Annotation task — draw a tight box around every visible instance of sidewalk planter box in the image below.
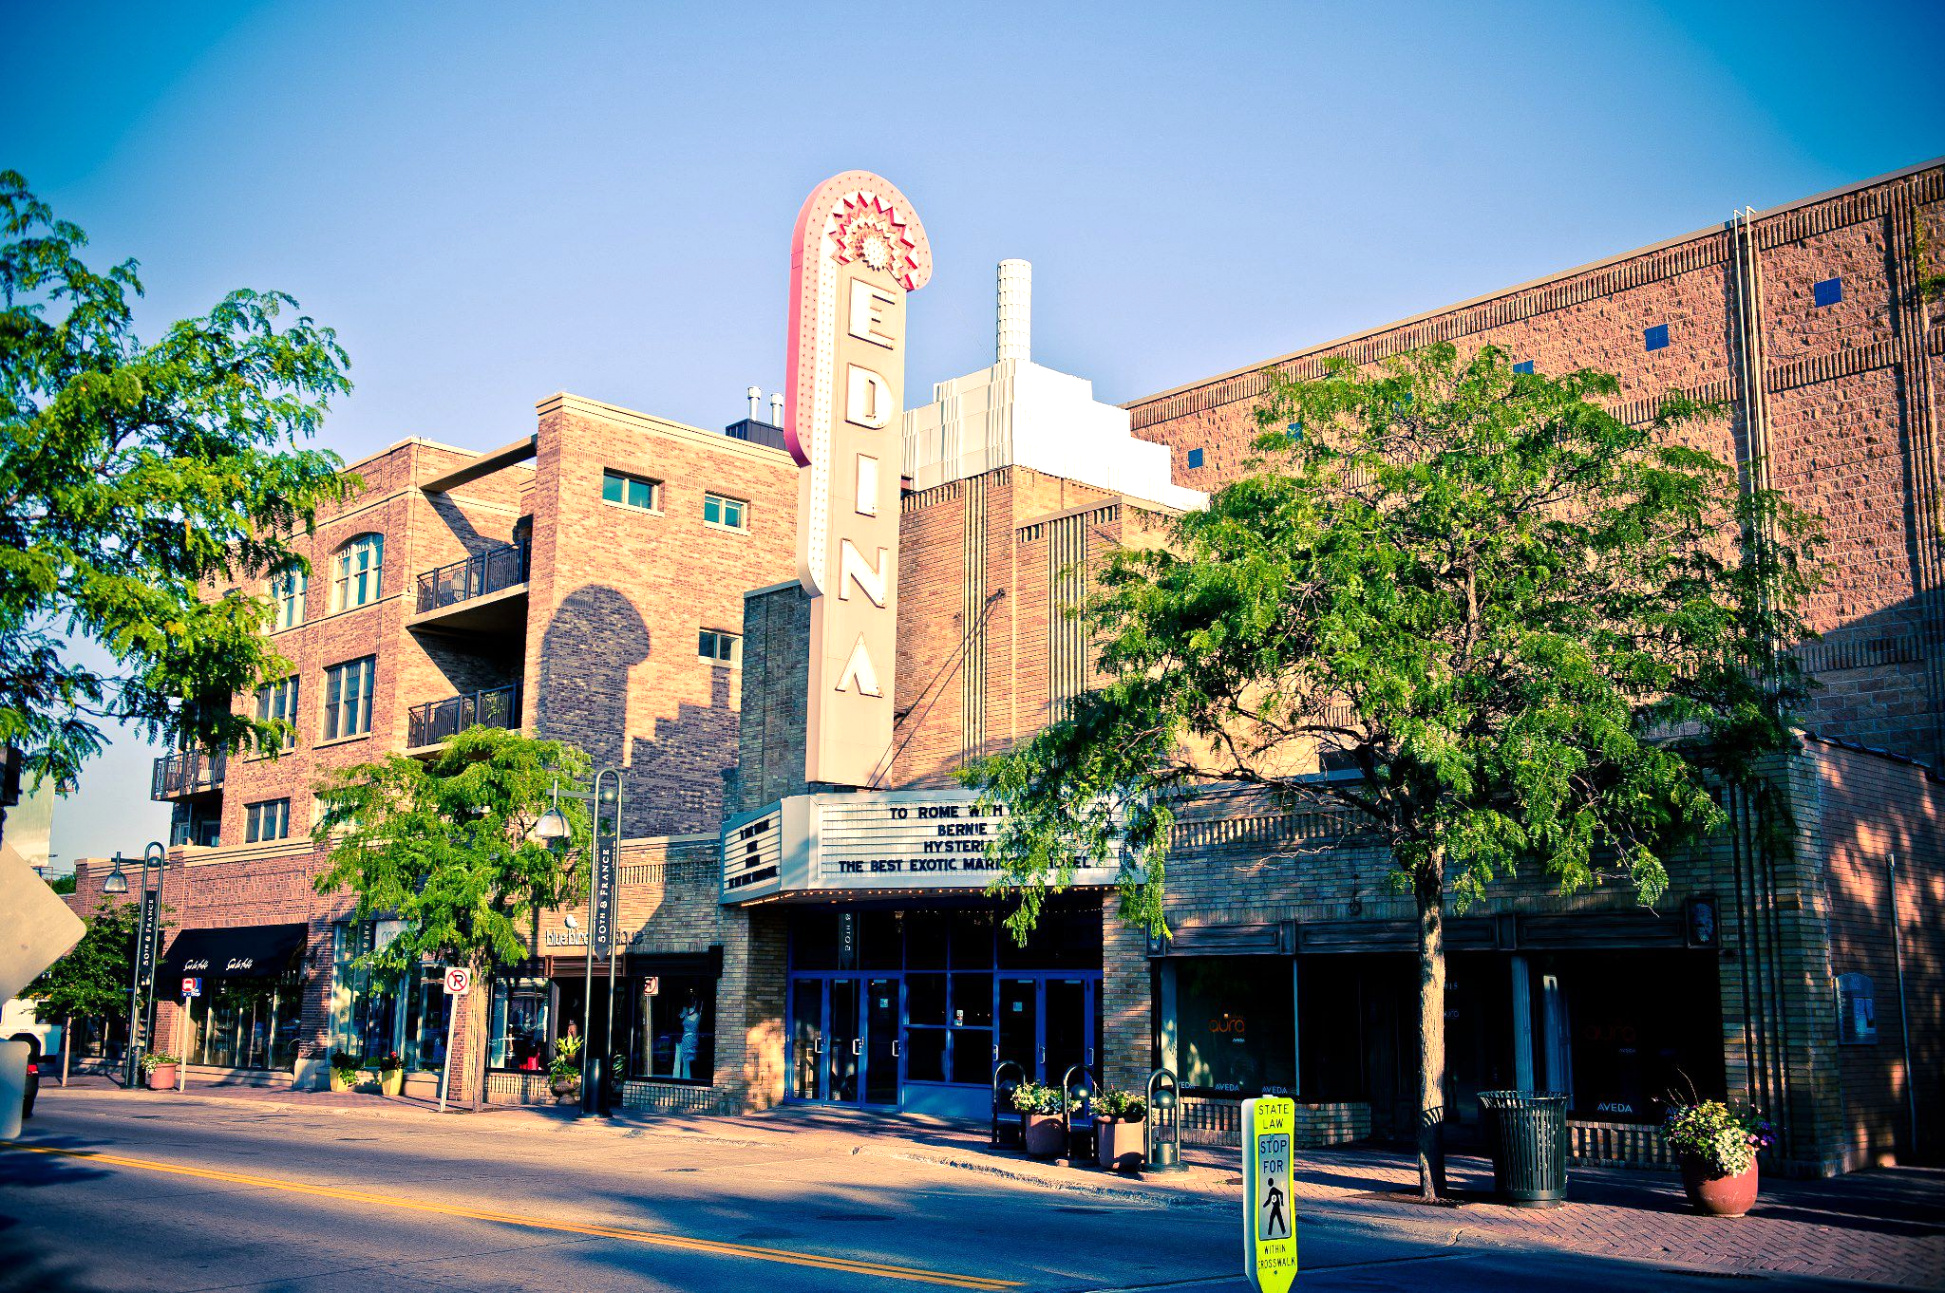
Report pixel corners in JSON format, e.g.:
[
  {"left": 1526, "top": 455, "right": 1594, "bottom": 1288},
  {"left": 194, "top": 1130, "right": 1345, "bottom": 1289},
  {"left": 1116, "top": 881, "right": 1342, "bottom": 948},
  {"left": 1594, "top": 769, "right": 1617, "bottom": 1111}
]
[
  {"left": 1023, "top": 1112, "right": 1066, "bottom": 1157},
  {"left": 550, "top": 1077, "right": 580, "bottom": 1105},
  {"left": 329, "top": 1069, "right": 353, "bottom": 1093},
  {"left": 380, "top": 1069, "right": 404, "bottom": 1098},
  {"left": 1097, "top": 1120, "right": 1144, "bottom": 1172},
  {"left": 145, "top": 1064, "right": 177, "bottom": 1091},
  {"left": 1681, "top": 1156, "right": 1759, "bottom": 1218}
]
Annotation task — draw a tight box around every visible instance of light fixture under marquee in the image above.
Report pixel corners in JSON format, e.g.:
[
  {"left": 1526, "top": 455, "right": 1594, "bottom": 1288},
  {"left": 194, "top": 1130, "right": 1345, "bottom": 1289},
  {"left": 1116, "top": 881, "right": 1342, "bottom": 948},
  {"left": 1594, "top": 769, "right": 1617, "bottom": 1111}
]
[{"left": 782, "top": 172, "right": 933, "bottom": 788}]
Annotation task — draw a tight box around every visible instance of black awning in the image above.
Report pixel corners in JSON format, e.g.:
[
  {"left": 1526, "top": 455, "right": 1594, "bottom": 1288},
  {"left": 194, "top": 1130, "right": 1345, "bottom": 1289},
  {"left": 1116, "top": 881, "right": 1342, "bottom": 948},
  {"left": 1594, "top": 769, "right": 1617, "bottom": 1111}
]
[{"left": 159, "top": 923, "right": 307, "bottom": 982}]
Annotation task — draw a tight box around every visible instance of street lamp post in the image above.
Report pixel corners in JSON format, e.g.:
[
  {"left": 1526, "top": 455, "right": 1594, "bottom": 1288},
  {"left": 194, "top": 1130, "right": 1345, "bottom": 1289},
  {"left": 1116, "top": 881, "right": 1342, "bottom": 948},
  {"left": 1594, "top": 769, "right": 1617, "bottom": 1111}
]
[
  {"left": 532, "top": 769, "right": 623, "bottom": 1116},
  {"left": 110, "top": 842, "right": 167, "bottom": 1088}
]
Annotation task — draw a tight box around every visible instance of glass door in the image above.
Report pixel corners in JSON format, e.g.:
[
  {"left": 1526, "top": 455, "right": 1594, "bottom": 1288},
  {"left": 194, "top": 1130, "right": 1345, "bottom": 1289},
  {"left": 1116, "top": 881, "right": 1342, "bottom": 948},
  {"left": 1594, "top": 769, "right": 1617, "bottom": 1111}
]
[
  {"left": 791, "top": 979, "right": 825, "bottom": 1099},
  {"left": 827, "top": 979, "right": 862, "bottom": 1102},
  {"left": 865, "top": 977, "right": 900, "bottom": 1104},
  {"left": 995, "top": 974, "right": 1101, "bottom": 1084},
  {"left": 1044, "top": 977, "right": 1093, "bottom": 1085},
  {"left": 998, "top": 976, "right": 1039, "bottom": 1078}
]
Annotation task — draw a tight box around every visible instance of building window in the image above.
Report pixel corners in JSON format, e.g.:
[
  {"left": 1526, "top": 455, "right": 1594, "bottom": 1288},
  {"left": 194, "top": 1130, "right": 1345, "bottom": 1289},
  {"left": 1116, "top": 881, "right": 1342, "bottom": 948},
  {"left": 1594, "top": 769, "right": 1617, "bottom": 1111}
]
[
  {"left": 488, "top": 975, "right": 552, "bottom": 1071},
  {"left": 699, "top": 629, "right": 740, "bottom": 665},
  {"left": 1836, "top": 972, "right": 1877, "bottom": 1044},
  {"left": 1513, "top": 360, "right": 1535, "bottom": 375},
  {"left": 255, "top": 675, "right": 300, "bottom": 750},
  {"left": 1186, "top": 447, "right": 1204, "bottom": 469},
  {"left": 1813, "top": 276, "right": 1843, "bottom": 308},
  {"left": 1644, "top": 324, "right": 1670, "bottom": 352},
  {"left": 703, "top": 492, "right": 748, "bottom": 530},
  {"left": 271, "top": 569, "right": 307, "bottom": 630},
  {"left": 323, "top": 656, "right": 376, "bottom": 740},
  {"left": 331, "top": 534, "right": 384, "bottom": 612},
  {"left": 1177, "top": 956, "right": 1296, "bottom": 1098},
  {"left": 602, "top": 470, "right": 660, "bottom": 512},
  {"left": 245, "top": 798, "right": 291, "bottom": 843},
  {"left": 184, "top": 975, "right": 301, "bottom": 1070},
  {"left": 634, "top": 975, "right": 716, "bottom": 1084}
]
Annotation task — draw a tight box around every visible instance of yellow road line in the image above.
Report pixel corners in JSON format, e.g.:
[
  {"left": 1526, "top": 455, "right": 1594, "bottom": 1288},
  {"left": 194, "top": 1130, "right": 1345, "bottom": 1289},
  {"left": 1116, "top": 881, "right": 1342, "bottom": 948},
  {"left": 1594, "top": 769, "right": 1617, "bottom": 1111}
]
[{"left": 4, "top": 1142, "right": 1019, "bottom": 1290}]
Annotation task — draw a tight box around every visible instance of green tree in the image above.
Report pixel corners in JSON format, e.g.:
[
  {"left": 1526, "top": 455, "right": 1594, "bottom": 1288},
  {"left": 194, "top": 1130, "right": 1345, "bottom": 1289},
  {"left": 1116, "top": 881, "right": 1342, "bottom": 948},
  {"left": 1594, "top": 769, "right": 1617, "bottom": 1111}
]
[
  {"left": 313, "top": 727, "right": 591, "bottom": 1110},
  {"left": 967, "top": 343, "right": 1821, "bottom": 1199},
  {"left": 0, "top": 171, "right": 355, "bottom": 818},
  {"left": 24, "top": 897, "right": 141, "bottom": 1086}
]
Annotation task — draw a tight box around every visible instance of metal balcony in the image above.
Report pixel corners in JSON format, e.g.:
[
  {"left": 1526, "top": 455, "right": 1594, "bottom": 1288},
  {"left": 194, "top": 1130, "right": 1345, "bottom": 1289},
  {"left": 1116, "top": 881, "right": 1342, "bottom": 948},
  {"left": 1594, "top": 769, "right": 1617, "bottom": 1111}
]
[
  {"left": 406, "top": 683, "right": 521, "bottom": 750},
  {"left": 152, "top": 750, "right": 226, "bottom": 801},
  {"left": 410, "top": 540, "right": 530, "bottom": 633}
]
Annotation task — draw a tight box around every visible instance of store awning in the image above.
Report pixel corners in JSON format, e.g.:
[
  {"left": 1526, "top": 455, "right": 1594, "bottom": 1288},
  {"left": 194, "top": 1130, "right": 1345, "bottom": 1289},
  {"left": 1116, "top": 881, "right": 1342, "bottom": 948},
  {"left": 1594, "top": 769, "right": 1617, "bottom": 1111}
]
[{"left": 159, "top": 924, "right": 307, "bottom": 981}]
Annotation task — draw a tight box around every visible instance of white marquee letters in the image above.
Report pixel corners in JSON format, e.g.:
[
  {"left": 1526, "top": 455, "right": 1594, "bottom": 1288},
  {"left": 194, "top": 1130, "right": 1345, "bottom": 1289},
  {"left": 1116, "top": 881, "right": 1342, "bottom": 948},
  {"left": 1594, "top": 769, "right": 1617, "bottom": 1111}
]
[
  {"left": 836, "top": 635, "right": 883, "bottom": 697},
  {"left": 846, "top": 364, "right": 891, "bottom": 429}
]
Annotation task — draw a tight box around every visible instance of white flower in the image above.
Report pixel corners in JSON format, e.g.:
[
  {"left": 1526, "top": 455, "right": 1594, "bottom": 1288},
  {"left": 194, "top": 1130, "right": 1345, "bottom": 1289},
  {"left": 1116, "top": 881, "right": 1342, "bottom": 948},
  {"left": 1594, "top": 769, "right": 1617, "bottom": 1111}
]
[{"left": 1711, "top": 1126, "right": 1754, "bottom": 1176}]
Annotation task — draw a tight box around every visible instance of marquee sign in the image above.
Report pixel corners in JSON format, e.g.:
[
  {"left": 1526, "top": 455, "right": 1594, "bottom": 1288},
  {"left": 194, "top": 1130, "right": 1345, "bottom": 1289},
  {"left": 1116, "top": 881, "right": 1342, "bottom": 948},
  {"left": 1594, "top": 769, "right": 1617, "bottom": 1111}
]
[
  {"left": 783, "top": 172, "right": 933, "bottom": 787},
  {"left": 720, "top": 789, "right": 1123, "bottom": 903}
]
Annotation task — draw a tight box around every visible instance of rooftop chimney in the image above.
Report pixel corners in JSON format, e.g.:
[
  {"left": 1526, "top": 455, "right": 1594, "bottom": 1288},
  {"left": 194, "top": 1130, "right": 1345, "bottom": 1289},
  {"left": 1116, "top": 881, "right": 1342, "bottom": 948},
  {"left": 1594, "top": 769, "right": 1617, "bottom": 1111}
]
[
  {"left": 746, "top": 385, "right": 762, "bottom": 421},
  {"left": 769, "top": 392, "right": 784, "bottom": 426},
  {"left": 997, "top": 259, "right": 1030, "bottom": 363}
]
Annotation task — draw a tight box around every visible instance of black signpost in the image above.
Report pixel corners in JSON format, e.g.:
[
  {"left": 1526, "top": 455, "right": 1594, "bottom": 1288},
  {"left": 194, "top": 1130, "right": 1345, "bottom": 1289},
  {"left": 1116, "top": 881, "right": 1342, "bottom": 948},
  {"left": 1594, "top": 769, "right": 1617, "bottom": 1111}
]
[
  {"left": 581, "top": 768, "right": 622, "bottom": 1115},
  {"left": 112, "top": 842, "right": 168, "bottom": 1088}
]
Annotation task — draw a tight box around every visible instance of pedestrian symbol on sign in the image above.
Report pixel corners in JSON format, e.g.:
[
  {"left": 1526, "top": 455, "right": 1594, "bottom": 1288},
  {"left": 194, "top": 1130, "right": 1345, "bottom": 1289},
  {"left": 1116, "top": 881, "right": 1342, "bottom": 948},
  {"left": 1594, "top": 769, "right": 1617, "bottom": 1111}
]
[{"left": 1261, "top": 1174, "right": 1289, "bottom": 1240}]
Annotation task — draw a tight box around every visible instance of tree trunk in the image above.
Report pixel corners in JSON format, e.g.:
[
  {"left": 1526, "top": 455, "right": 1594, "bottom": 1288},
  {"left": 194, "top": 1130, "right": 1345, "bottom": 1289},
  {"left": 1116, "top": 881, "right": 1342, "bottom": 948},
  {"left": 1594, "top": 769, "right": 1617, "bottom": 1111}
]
[
  {"left": 1415, "top": 866, "right": 1448, "bottom": 1201},
  {"left": 469, "top": 956, "right": 487, "bottom": 1115},
  {"left": 61, "top": 1015, "right": 72, "bottom": 1086}
]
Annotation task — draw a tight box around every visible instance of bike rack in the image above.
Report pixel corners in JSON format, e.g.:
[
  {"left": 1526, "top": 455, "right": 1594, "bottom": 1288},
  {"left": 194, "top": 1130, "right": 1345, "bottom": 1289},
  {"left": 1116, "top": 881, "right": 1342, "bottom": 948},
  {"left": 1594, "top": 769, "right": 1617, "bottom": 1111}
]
[
  {"left": 990, "top": 1059, "right": 1025, "bottom": 1149},
  {"left": 1061, "top": 1063, "right": 1098, "bottom": 1163}
]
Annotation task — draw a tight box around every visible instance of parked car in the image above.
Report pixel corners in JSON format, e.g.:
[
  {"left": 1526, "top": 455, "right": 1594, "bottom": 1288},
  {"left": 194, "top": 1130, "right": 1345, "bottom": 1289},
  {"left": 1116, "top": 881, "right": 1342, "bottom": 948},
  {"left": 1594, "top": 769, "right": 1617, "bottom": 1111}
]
[{"left": 11, "top": 1032, "right": 40, "bottom": 1118}]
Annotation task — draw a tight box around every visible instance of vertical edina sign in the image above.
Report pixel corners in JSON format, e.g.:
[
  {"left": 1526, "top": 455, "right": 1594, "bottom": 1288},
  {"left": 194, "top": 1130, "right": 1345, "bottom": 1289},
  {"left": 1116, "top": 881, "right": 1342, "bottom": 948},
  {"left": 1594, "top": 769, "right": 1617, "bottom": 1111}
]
[{"left": 783, "top": 172, "right": 933, "bottom": 787}]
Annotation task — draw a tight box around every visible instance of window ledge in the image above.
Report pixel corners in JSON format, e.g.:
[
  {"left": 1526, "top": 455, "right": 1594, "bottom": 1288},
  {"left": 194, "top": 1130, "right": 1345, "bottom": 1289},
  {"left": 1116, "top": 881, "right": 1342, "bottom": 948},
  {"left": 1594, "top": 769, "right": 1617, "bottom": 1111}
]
[
  {"left": 600, "top": 499, "right": 665, "bottom": 518},
  {"left": 703, "top": 520, "right": 753, "bottom": 536},
  {"left": 314, "top": 732, "right": 374, "bottom": 751}
]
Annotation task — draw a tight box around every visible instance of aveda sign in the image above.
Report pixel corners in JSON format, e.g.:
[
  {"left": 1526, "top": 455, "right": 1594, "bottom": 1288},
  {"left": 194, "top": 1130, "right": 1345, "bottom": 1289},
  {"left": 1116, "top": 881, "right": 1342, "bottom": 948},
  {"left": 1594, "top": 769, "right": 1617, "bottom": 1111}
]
[{"left": 782, "top": 172, "right": 932, "bottom": 787}]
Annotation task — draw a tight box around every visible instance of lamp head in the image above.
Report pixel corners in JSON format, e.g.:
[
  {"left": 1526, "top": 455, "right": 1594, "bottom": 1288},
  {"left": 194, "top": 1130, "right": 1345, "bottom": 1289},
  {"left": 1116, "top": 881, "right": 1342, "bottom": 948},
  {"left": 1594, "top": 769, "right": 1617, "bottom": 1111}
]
[{"left": 101, "top": 859, "right": 130, "bottom": 895}]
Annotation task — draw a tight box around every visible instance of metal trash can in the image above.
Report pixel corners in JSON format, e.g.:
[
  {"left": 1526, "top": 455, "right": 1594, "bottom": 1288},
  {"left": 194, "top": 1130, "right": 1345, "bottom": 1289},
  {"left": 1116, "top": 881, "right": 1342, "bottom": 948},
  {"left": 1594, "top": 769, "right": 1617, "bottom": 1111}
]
[{"left": 1477, "top": 1090, "right": 1569, "bottom": 1207}]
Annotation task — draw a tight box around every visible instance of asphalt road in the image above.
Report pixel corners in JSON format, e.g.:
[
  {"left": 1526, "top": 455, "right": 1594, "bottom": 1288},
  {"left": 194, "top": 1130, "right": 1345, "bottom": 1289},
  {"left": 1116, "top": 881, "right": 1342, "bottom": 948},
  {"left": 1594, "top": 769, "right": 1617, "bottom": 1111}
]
[{"left": 0, "top": 1090, "right": 1886, "bottom": 1292}]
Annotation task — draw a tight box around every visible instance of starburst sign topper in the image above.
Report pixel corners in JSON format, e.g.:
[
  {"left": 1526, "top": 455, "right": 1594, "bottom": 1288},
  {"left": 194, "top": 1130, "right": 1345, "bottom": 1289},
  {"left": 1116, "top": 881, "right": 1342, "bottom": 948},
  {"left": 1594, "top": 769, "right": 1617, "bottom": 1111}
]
[{"left": 781, "top": 173, "right": 933, "bottom": 788}]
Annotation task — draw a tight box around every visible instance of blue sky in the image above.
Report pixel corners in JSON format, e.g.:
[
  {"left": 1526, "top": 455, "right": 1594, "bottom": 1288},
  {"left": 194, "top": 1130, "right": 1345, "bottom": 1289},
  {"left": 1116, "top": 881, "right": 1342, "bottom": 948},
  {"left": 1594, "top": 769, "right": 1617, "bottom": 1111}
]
[{"left": 9, "top": 0, "right": 1942, "bottom": 867}]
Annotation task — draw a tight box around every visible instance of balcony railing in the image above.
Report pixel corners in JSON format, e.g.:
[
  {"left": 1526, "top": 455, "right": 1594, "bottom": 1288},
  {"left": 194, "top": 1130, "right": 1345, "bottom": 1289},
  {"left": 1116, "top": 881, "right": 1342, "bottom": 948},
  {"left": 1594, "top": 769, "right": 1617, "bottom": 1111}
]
[
  {"left": 415, "top": 540, "right": 530, "bottom": 616},
  {"left": 151, "top": 750, "right": 226, "bottom": 801},
  {"left": 407, "top": 683, "right": 521, "bottom": 749}
]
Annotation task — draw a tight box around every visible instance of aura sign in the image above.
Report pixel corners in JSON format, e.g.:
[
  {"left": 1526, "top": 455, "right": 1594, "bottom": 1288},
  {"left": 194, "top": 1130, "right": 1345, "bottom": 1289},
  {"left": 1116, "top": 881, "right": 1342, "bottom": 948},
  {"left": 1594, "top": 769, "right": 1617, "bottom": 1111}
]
[{"left": 783, "top": 171, "right": 933, "bottom": 787}]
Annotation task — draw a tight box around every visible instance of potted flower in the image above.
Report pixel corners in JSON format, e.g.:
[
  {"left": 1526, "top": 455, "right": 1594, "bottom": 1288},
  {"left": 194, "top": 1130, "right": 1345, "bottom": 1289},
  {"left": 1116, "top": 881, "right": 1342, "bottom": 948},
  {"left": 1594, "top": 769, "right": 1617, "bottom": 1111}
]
[
  {"left": 377, "top": 1052, "right": 405, "bottom": 1097},
  {"left": 1093, "top": 1087, "right": 1148, "bottom": 1172},
  {"left": 140, "top": 1052, "right": 179, "bottom": 1090},
  {"left": 1011, "top": 1081, "right": 1077, "bottom": 1157},
  {"left": 549, "top": 1033, "right": 584, "bottom": 1103},
  {"left": 1663, "top": 1098, "right": 1775, "bottom": 1217},
  {"left": 329, "top": 1050, "right": 360, "bottom": 1093}
]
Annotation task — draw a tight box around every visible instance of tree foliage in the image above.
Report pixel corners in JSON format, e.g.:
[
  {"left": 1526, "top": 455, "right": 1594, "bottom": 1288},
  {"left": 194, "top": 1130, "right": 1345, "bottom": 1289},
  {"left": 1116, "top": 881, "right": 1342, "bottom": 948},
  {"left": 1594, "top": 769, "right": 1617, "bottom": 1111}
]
[
  {"left": 966, "top": 343, "right": 1822, "bottom": 1196},
  {"left": 972, "top": 343, "right": 1820, "bottom": 934},
  {"left": 312, "top": 727, "right": 592, "bottom": 982},
  {"left": 0, "top": 171, "right": 356, "bottom": 787},
  {"left": 26, "top": 897, "right": 140, "bottom": 1024}
]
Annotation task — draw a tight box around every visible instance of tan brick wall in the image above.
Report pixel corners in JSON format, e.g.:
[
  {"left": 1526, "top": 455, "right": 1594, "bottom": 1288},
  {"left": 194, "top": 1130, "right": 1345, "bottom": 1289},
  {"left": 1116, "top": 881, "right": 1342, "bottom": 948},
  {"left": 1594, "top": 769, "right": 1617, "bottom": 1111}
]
[{"left": 1126, "top": 164, "right": 1945, "bottom": 764}]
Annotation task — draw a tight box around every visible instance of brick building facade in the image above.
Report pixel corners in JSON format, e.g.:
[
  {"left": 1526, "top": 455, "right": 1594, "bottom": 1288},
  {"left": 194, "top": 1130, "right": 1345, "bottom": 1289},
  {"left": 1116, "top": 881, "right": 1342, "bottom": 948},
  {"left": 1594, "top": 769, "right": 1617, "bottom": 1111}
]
[{"left": 72, "top": 161, "right": 1943, "bottom": 1174}]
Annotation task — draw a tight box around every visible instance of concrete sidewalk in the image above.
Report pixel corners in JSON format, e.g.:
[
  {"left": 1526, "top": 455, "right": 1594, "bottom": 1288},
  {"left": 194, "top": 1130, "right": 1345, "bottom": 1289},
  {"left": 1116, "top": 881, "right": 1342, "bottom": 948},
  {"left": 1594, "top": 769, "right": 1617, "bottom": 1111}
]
[{"left": 36, "top": 1078, "right": 1945, "bottom": 1289}]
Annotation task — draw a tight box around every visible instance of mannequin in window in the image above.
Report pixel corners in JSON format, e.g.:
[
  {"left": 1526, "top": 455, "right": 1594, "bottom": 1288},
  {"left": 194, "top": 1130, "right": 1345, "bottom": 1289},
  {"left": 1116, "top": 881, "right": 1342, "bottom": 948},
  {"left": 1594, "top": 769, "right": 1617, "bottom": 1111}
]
[{"left": 675, "top": 994, "right": 701, "bottom": 1080}]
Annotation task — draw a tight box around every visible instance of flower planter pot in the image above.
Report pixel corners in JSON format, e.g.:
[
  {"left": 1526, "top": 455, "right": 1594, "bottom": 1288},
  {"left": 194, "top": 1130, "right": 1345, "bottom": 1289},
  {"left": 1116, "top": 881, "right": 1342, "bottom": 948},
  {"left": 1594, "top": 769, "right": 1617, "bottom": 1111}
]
[
  {"left": 1681, "top": 1155, "right": 1759, "bottom": 1218},
  {"left": 550, "top": 1077, "right": 581, "bottom": 1105},
  {"left": 329, "top": 1069, "right": 354, "bottom": 1093},
  {"left": 1023, "top": 1112, "right": 1066, "bottom": 1158},
  {"left": 380, "top": 1069, "right": 404, "bottom": 1098},
  {"left": 145, "top": 1064, "right": 177, "bottom": 1091},
  {"left": 1097, "top": 1119, "right": 1145, "bottom": 1172}
]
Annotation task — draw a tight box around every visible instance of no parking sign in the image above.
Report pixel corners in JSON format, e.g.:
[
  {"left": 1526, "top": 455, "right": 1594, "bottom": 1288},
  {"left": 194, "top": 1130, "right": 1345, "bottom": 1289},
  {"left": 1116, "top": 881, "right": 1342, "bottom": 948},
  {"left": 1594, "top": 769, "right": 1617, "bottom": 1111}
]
[{"left": 444, "top": 967, "right": 471, "bottom": 996}]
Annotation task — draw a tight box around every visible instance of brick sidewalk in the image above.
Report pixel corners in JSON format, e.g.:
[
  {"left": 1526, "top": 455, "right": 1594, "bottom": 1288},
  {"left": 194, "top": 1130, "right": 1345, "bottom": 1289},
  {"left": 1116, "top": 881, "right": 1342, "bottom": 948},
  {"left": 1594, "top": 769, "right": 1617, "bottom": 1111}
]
[{"left": 36, "top": 1081, "right": 1945, "bottom": 1288}]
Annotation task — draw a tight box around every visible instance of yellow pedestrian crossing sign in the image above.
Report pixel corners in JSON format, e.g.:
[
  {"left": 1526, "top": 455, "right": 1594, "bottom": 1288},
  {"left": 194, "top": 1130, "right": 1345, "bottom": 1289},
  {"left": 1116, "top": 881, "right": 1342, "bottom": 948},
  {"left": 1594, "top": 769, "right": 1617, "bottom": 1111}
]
[{"left": 1244, "top": 1095, "right": 1298, "bottom": 1292}]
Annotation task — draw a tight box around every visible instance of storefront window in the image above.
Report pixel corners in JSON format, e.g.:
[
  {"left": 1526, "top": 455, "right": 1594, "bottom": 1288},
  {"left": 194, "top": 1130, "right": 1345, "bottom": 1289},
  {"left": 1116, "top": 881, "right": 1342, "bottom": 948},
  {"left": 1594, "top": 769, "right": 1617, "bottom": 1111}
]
[
  {"left": 185, "top": 976, "right": 301, "bottom": 1070},
  {"left": 331, "top": 921, "right": 448, "bottom": 1070},
  {"left": 1177, "top": 956, "right": 1295, "bottom": 1097},
  {"left": 489, "top": 975, "right": 551, "bottom": 1071},
  {"left": 634, "top": 974, "right": 715, "bottom": 1084}
]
